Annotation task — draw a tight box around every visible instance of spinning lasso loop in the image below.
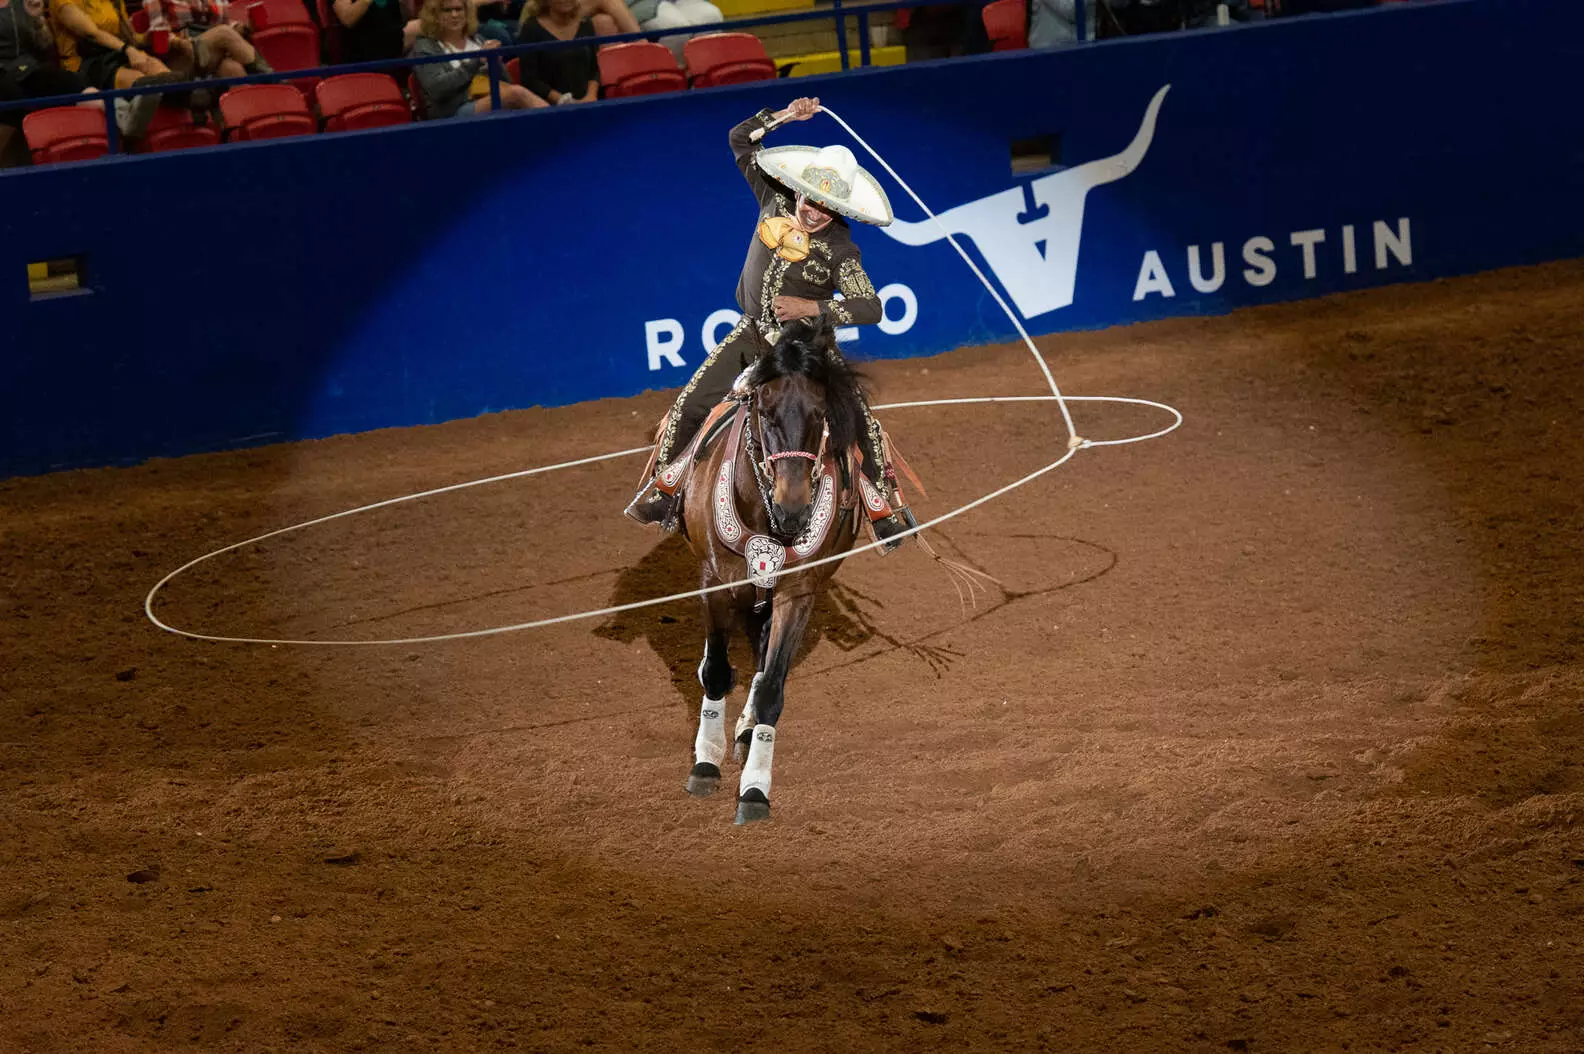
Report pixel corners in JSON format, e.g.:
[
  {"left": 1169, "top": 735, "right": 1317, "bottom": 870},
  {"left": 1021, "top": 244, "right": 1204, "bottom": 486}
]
[
  {"left": 812, "top": 107, "right": 1080, "bottom": 442},
  {"left": 143, "top": 108, "right": 1184, "bottom": 647}
]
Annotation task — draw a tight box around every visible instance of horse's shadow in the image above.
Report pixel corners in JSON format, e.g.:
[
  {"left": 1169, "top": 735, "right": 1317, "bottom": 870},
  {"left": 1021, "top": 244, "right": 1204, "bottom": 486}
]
[
  {"left": 593, "top": 534, "right": 884, "bottom": 704},
  {"left": 593, "top": 529, "right": 1113, "bottom": 709}
]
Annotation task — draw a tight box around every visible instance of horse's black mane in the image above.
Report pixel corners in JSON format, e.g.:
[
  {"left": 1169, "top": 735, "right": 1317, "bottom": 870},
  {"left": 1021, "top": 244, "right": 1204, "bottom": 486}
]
[{"left": 747, "top": 317, "right": 870, "bottom": 455}]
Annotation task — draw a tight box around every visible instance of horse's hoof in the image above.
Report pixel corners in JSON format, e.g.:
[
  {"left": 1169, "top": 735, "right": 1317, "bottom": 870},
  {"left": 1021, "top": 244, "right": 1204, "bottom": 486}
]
[
  {"left": 734, "top": 789, "right": 770, "bottom": 825},
  {"left": 733, "top": 731, "right": 752, "bottom": 764},
  {"left": 686, "top": 762, "right": 721, "bottom": 797}
]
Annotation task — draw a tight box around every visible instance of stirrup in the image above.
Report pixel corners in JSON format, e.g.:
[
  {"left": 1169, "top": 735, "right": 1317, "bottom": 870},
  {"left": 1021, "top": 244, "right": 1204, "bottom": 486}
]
[{"left": 624, "top": 485, "right": 679, "bottom": 530}]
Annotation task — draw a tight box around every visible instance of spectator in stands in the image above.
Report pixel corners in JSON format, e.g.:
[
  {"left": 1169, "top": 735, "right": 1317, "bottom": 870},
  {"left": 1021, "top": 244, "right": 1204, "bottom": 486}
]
[
  {"left": 412, "top": 0, "right": 546, "bottom": 114},
  {"left": 2, "top": 0, "right": 191, "bottom": 159},
  {"left": 158, "top": 0, "right": 274, "bottom": 79},
  {"left": 515, "top": 0, "right": 597, "bottom": 103},
  {"left": 624, "top": 0, "right": 720, "bottom": 48},
  {"left": 476, "top": 0, "right": 638, "bottom": 38},
  {"left": 469, "top": 0, "right": 521, "bottom": 44},
  {"left": 333, "top": 0, "right": 412, "bottom": 64},
  {"left": 49, "top": 0, "right": 182, "bottom": 89},
  {"left": 1029, "top": 0, "right": 1095, "bottom": 47},
  {"left": 2, "top": 0, "right": 85, "bottom": 95},
  {"left": 2, "top": 0, "right": 88, "bottom": 107},
  {"left": 585, "top": 0, "right": 641, "bottom": 35},
  {"left": 45, "top": 0, "right": 188, "bottom": 143},
  {"left": 899, "top": 6, "right": 988, "bottom": 61},
  {"left": 1, "top": 0, "right": 85, "bottom": 160}
]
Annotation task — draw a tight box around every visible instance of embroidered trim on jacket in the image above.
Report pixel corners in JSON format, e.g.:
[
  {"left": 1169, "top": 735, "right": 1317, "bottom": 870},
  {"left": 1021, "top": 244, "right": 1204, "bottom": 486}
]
[{"left": 837, "top": 256, "right": 877, "bottom": 301}]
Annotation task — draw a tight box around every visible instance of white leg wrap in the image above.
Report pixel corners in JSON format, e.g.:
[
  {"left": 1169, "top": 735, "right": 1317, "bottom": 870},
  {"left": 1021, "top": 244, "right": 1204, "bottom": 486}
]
[
  {"left": 739, "top": 724, "right": 775, "bottom": 799},
  {"left": 736, "top": 673, "right": 764, "bottom": 740},
  {"left": 694, "top": 697, "right": 727, "bottom": 767}
]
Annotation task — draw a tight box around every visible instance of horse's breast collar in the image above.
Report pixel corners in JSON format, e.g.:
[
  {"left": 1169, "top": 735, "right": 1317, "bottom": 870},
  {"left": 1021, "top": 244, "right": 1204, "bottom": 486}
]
[{"left": 712, "top": 405, "right": 840, "bottom": 570}]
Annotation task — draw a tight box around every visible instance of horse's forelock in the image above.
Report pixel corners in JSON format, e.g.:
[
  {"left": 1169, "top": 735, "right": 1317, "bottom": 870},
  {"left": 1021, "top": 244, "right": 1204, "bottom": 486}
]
[{"left": 750, "top": 319, "right": 869, "bottom": 453}]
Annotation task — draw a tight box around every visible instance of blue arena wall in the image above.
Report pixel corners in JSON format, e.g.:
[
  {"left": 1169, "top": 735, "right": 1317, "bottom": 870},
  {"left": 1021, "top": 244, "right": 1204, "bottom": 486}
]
[{"left": 3, "top": 0, "right": 1581, "bottom": 476}]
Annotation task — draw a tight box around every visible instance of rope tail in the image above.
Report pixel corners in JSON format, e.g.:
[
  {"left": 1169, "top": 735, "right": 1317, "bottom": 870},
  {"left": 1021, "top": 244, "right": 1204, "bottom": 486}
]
[
  {"left": 910, "top": 529, "right": 1000, "bottom": 613},
  {"left": 874, "top": 426, "right": 993, "bottom": 608}
]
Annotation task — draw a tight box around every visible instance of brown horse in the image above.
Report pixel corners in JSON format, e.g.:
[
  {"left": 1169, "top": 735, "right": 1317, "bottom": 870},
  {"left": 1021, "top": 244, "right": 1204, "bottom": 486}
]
[{"left": 671, "top": 316, "right": 871, "bottom": 825}]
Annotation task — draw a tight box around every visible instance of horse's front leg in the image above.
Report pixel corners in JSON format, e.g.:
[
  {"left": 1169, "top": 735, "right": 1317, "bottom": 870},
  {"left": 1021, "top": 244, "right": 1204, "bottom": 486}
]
[
  {"left": 735, "top": 592, "right": 814, "bottom": 825},
  {"left": 687, "top": 589, "right": 736, "bottom": 798},
  {"left": 734, "top": 601, "right": 772, "bottom": 764}
]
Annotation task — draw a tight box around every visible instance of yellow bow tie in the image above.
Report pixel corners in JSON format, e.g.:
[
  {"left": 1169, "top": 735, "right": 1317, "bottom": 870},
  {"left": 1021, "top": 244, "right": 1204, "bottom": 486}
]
[{"left": 758, "top": 216, "right": 810, "bottom": 263}]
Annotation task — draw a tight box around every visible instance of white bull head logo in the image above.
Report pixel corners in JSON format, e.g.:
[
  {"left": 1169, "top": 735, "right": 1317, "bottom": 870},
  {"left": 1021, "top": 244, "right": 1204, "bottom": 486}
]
[{"left": 883, "top": 84, "right": 1171, "bottom": 319}]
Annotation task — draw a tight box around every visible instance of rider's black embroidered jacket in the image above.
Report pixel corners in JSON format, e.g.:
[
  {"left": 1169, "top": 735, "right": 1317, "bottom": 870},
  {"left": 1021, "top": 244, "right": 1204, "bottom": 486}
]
[{"left": 730, "top": 109, "right": 884, "bottom": 329}]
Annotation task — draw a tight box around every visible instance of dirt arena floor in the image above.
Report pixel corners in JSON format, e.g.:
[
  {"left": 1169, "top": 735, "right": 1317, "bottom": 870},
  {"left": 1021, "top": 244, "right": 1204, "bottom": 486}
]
[{"left": 4, "top": 262, "right": 1584, "bottom": 1052}]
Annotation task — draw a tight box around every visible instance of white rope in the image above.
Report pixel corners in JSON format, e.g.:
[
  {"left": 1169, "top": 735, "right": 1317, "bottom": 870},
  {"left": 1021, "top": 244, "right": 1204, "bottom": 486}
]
[
  {"left": 816, "top": 106, "right": 1081, "bottom": 443},
  {"left": 141, "top": 396, "right": 1179, "bottom": 647},
  {"left": 142, "top": 109, "right": 1184, "bottom": 647}
]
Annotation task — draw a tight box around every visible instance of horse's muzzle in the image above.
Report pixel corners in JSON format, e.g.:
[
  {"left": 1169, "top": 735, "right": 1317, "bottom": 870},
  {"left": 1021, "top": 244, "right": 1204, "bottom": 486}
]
[{"left": 770, "top": 502, "right": 812, "bottom": 542}]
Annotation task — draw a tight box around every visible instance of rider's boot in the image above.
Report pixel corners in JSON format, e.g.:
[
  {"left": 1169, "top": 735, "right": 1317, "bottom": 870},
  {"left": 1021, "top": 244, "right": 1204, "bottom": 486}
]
[
  {"left": 624, "top": 481, "right": 680, "bottom": 529},
  {"left": 873, "top": 505, "right": 918, "bottom": 554}
]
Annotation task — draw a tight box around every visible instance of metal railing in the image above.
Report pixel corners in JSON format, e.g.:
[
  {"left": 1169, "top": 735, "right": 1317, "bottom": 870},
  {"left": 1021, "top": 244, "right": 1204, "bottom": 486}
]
[{"left": 0, "top": 0, "right": 1063, "bottom": 155}]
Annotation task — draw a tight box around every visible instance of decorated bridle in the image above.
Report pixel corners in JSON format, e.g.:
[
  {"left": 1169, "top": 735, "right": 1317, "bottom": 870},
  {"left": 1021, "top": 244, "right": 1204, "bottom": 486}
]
[{"left": 740, "top": 387, "right": 825, "bottom": 537}]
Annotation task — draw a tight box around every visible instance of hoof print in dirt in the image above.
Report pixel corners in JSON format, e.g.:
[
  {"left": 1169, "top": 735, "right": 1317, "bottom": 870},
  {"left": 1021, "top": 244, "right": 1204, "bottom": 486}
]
[
  {"left": 913, "top": 1010, "right": 949, "bottom": 1025},
  {"left": 734, "top": 789, "right": 770, "bottom": 825},
  {"left": 125, "top": 867, "right": 160, "bottom": 884},
  {"left": 323, "top": 851, "right": 361, "bottom": 866},
  {"left": 686, "top": 762, "right": 721, "bottom": 797}
]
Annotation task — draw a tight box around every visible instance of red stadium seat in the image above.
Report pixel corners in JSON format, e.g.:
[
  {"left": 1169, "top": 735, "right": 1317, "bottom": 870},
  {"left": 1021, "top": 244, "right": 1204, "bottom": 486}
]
[
  {"left": 141, "top": 105, "right": 221, "bottom": 151},
  {"left": 219, "top": 83, "right": 315, "bottom": 140},
  {"left": 598, "top": 41, "right": 685, "bottom": 98},
  {"left": 314, "top": 73, "right": 409, "bottom": 131},
  {"left": 982, "top": 0, "right": 1027, "bottom": 50},
  {"left": 244, "top": 0, "right": 315, "bottom": 28},
  {"left": 251, "top": 24, "right": 322, "bottom": 95},
  {"left": 506, "top": 56, "right": 520, "bottom": 84},
  {"left": 22, "top": 106, "right": 110, "bottom": 164},
  {"left": 683, "top": 32, "right": 776, "bottom": 88}
]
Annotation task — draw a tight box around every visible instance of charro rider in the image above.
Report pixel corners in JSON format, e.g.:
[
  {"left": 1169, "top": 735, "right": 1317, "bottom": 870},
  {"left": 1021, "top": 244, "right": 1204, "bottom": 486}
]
[{"left": 624, "top": 95, "right": 918, "bottom": 550}]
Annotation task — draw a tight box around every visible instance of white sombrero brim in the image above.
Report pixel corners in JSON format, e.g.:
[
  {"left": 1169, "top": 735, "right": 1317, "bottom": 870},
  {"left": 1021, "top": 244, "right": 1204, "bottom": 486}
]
[{"left": 756, "top": 145, "right": 894, "bottom": 227}]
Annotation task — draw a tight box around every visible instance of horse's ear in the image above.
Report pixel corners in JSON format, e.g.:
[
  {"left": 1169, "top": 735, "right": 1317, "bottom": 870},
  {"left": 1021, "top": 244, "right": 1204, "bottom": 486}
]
[
  {"left": 810, "top": 312, "right": 836, "bottom": 347},
  {"left": 785, "top": 315, "right": 828, "bottom": 347},
  {"left": 776, "top": 316, "right": 830, "bottom": 358}
]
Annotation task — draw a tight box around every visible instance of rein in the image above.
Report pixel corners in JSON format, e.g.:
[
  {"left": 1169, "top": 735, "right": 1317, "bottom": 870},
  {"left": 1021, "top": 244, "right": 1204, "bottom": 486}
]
[{"left": 742, "top": 389, "right": 821, "bottom": 544}]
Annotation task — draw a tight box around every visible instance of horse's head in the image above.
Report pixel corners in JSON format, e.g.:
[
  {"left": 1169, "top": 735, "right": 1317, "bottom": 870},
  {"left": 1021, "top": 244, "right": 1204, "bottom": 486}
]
[{"left": 745, "top": 317, "right": 869, "bottom": 541}]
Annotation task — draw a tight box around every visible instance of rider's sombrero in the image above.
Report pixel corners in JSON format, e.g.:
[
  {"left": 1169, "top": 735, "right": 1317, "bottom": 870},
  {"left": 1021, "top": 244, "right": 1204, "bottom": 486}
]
[{"left": 756, "top": 144, "right": 894, "bottom": 227}]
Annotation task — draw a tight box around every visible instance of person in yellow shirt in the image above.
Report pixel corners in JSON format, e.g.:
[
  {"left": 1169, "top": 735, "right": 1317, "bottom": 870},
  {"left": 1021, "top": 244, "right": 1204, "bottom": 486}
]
[
  {"left": 49, "top": 0, "right": 174, "bottom": 89},
  {"left": 52, "top": 0, "right": 267, "bottom": 89}
]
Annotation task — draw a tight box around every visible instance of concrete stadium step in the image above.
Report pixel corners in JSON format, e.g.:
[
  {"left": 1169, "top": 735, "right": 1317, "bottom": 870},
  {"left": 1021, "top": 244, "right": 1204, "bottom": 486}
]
[{"left": 775, "top": 43, "right": 905, "bottom": 76}]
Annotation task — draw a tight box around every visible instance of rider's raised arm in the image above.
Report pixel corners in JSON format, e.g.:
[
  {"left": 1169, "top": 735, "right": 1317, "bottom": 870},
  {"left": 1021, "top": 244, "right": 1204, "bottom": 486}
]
[
  {"left": 730, "top": 110, "right": 788, "bottom": 210},
  {"left": 820, "top": 251, "right": 882, "bottom": 326}
]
